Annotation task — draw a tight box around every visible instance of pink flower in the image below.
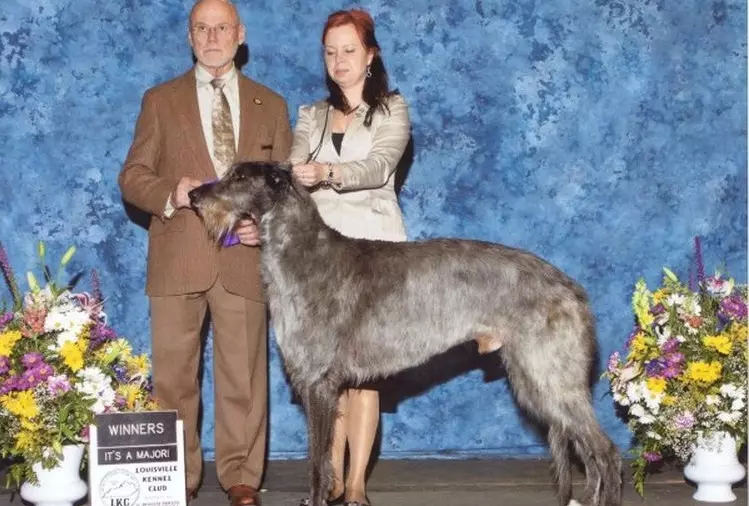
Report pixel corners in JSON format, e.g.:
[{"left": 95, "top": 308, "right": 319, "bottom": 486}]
[
  {"left": 46, "top": 374, "right": 72, "bottom": 396},
  {"left": 674, "top": 412, "right": 695, "bottom": 430},
  {"left": 21, "top": 352, "right": 44, "bottom": 369},
  {"left": 643, "top": 451, "right": 662, "bottom": 463}
]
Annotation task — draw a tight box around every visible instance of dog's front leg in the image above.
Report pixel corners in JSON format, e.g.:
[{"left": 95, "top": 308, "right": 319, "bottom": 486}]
[{"left": 301, "top": 377, "right": 340, "bottom": 506}]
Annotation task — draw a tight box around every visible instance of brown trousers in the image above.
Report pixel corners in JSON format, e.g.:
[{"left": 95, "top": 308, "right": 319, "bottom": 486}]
[{"left": 150, "top": 279, "right": 267, "bottom": 491}]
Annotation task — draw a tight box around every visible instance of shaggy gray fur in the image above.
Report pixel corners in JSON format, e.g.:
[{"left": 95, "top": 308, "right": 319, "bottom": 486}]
[{"left": 189, "top": 162, "right": 623, "bottom": 506}]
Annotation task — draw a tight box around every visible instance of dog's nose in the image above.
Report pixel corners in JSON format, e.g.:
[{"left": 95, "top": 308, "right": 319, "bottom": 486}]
[{"left": 188, "top": 187, "right": 202, "bottom": 207}]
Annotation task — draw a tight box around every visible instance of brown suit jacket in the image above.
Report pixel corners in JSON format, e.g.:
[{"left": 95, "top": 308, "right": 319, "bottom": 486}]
[{"left": 119, "top": 69, "right": 292, "bottom": 301}]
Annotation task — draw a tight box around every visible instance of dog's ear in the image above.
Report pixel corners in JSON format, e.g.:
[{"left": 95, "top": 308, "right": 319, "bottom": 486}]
[{"left": 264, "top": 163, "right": 291, "bottom": 192}]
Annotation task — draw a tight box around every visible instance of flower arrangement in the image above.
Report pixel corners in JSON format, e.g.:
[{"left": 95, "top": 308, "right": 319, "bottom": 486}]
[
  {"left": 0, "top": 241, "right": 158, "bottom": 487},
  {"left": 606, "top": 239, "right": 748, "bottom": 494}
]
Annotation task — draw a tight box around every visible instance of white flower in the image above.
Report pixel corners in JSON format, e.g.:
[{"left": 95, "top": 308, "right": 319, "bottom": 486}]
[
  {"left": 666, "top": 294, "right": 686, "bottom": 306},
  {"left": 655, "top": 325, "right": 672, "bottom": 345},
  {"left": 731, "top": 399, "right": 745, "bottom": 412},
  {"left": 720, "top": 384, "right": 744, "bottom": 400},
  {"left": 630, "top": 404, "right": 646, "bottom": 418},
  {"left": 717, "top": 412, "right": 734, "bottom": 423},
  {"left": 643, "top": 391, "right": 663, "bottom": 413},
  {"left": 639, "top": 414, "right": 656, "bottom": 424},
  {"left": 75, "top": 367, "right": 115, "bottom": 414},
  {"left": 687, "top": 298, "right": 702, "bottom": 316},
  {"left": 45, "top": 305, "right": 91, "bottom": 349},
  {"left": 705, "top": 395, "right": 721, "bottom": 406},
  {"left": 613, "top": 392, "right": 630, "bottom": 406},
  {"left": 646, "top": 430, "right": 663, "bottom": 441},
  {"left": 675, "top": 334, "right": 686, "bottom": 342},
  {"left": 626, "top": 382, "right": 644, "bottom": 403}
]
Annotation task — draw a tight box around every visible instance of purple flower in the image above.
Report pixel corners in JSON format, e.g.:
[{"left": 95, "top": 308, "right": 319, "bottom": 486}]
[
  {"left": 112, "top": 363, "right": 129, "bottom": 383},
  {"left": 0, "top": 356, "right": 9, "bottom": 376},
  {"left": 661, "top": 338, "right": 680, "bottom": 354},
  {"left": 720, "top": 295, "right": 747, "bottom": 322},
  {"left": 0, "top": 375, "right": 22, "bottom": 394},
  {"left": 35, "top": 363, "right": 54, "bottom": 380},
  {"left": 650, "top": 304, "right": 667, "bottom": 315},
  {"left": 693, "top": 236, "right": 705, "bottom": 285},
  {"left": 47, "top": 374, "right": 72, "bottom": 396},
  {"left": 21, "top": 352, "right": 44, "bottom": 369},
  {"left": 0, "top": 312, "right": 13, "bottom": 329},
  {"left": 89, "top": 323, "right": 118, "bottom": 349},
  {"left": 0, "top": 242, "right": 22, "bottom": 308},
  {"left": 79, "top": 425, "right": 90, "bottom": 442},
  {"left": 666, "top": 352, "right": 684, "bottom": 365},
  {"left": 20, "top": 368, "right": 44, "bottom": 389},
  {"left": 661, "top": 365, "right": 682, "bottom": 379},
  {"left": 674, "top": 412, "right": 695, "bottom": 430},
  {"left": 645, "top": 359, "right": 665, "bottom": 378},
  {"left": 625, "top": 325, "right": 641, "bottom": 348},
  {"left": 607, "top": 352, "right": 620, "bottom": 373},
  {"left": 643, "top": 451, "right": 662, "bottom": 463}
]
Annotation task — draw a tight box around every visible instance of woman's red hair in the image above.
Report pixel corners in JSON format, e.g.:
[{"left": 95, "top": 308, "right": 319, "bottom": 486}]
[{"left": 322, "top": 9, "right": 378, "bottom": 55}]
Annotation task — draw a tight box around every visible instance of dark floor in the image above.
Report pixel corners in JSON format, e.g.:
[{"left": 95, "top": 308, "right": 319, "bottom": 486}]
[{"left": 1, "top": 459, "right": 746, "bottom": 505}]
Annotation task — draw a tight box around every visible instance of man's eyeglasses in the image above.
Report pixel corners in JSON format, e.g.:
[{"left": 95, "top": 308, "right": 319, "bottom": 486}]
[{"left": 191, "top": 23, "right": 237, "bottom": 38}]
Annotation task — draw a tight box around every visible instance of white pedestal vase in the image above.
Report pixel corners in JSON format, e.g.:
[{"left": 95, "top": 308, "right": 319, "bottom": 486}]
[
  {"left": 19, "top": 444, "right": 88, "bottom": 506},
  {"left": 683, "top": 432, "right": 746, "bottom": 503}
]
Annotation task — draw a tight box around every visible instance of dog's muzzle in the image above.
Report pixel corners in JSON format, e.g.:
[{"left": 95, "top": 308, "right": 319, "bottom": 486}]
[{"left": 188, "top": 185, "right": 208, "bottom": 208}]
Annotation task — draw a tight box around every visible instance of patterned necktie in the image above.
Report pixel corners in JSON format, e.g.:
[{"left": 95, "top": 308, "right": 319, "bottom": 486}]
[{"left": 211, "top": 78, "right": 236, "bottom": 177}]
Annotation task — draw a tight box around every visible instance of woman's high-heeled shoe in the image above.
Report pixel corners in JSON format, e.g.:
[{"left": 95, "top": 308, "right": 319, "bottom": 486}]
[{"left": 297, "top": 494, "right": 345, "bottom": 506}]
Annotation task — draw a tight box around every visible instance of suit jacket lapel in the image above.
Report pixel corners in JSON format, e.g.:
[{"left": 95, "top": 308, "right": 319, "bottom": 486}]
[
  {"left": 237, "top": 75, "right": 260, "bottom": 160},
  {"left": 171, "top": 70, "right": 216, "bottom": 180}
]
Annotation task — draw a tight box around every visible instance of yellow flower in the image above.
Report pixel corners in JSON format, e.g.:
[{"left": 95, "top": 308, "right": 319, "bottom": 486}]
[
  {"left": 652, "top": 289, "right": 669, "bottom": 305},
  {"left": 1, "top": 391, "right": 40, "bottom": 419},
  {"left": 0, "top": 330, "right": 22, "bottom": 357},
  {"left": 14, "top": 431, "right": 35, "bottom": 452},
  {"left": 628, "top": 333, "right": 651, "bottom": 361},
  {"left": 662, "top": 395, "right": 677, "bottom": 406},
  {"left": 117, "top": 384, "right": 142, "bottom": 410},
  {"left": 60, "top": 340, "right": 84, "bottom": 372},
  {"left": 632, "top": 280, "right": 654, "bottom": 328},
  {"left": 126, "top": 354, "right": 150, "bottom": 376},
  {"left": 646, "top": 377, "right": 667, "bottom": 394},
  {"left": 726, "top": 323, "right": 747, "bottom": 343},
  {"left": 685, "top": 361, "right": 722, "bottom": 385},
  {"left": 703, "top": 335, "right": 732, "bottom": 355},
  {"left": 76, "top": 336, "right": 89, "bottom": 352}
]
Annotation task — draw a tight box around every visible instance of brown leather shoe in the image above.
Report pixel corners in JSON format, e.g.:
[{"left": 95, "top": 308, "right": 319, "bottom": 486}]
[{"left": 228, "top": 484, "right": 261, "bottom": 506}]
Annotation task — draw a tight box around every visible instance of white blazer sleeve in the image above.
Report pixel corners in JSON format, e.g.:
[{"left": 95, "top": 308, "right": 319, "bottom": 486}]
[
  {"left": 288, "top": 104, "right": 315, "bottom": 165},
  {"left": 338, "top": 95, "right": 410, "bottom": 190}
]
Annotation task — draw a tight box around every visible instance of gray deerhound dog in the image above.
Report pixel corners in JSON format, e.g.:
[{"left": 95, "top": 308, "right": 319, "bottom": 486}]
[{"left": 189, "top": 161, "right": 622, "bottom": 506}]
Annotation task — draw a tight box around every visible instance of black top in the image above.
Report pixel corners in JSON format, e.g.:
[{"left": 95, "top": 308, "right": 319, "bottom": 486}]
[{"left": 331, "top": 133, "right": 344, "bottom": 155}]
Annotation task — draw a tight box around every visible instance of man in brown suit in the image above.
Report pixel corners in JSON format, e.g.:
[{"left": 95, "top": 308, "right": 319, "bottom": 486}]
[{"left": 118, "top": 1, "right": 291, "bottom": 504}]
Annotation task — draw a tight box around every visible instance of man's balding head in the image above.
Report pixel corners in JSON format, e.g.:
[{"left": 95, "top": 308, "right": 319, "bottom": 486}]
[{"left": 188, "top": 0, "right": 246, "bottom": 77}]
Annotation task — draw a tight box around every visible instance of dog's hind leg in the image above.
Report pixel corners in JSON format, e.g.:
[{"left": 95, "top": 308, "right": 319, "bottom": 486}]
[
  {"left": 548, "top": 424, "right": 573, "bottom": 506},
  {"left": 501, "top": 342, "right": 622, "bottom": 506},
  {"left": 301, "top": 377, "right": 341, "bottom": 506},
  {"left": 567, "top": 408, "right": 622, "bottom": 506}
]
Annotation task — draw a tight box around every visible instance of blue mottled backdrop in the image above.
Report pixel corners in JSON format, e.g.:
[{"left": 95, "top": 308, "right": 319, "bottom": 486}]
[{"left": 0, "top": 0, "right": 746, "bottom": 460}]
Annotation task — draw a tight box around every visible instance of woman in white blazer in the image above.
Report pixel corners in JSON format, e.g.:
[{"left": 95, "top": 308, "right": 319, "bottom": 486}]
[{"left": 289, "top": 9, "right": 411, "bottom": 506}]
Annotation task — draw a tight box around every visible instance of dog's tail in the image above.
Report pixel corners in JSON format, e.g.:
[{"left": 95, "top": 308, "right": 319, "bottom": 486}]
[{"left": 502, "top": 343, "right": 622, "bottom": 506}]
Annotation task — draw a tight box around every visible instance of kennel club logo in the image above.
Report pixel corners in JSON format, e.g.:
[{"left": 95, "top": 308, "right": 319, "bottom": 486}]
[
  {"left": 100, "top": 469, "right": 140, "bottom": 505},
  {"left": 89, "top": 411, "right": 187, "bottom": 506}
]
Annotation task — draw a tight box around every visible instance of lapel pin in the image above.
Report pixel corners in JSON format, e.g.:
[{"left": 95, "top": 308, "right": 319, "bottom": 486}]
[{"left": 254, "top": 97, "right": 263, "bottom": 105}]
